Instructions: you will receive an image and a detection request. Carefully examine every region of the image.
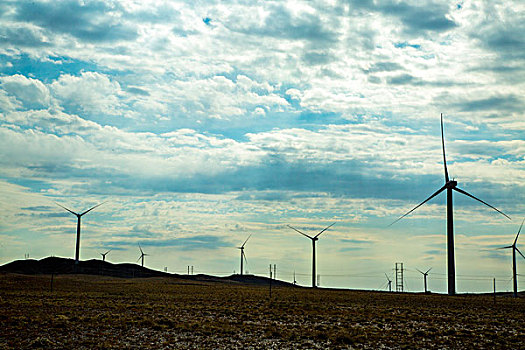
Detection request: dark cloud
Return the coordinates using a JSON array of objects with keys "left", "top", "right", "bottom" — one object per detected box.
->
[
  {"left": 21, "top": 206, "right": 53, "bottom": 211},
  {"left": 453, "top": 95, "right": 524, "bottom": 113},
  {"left": 470, "top": 9, "right": 525, "bottom": 61},
  {"left": 346, "top": 0, "right": 456, "bottom": 35},
  {"left": 423, "top": 249, "right": 441, "bottom": 255},
  {"left": 365, "top": 62, "right": 403, "bottom": 73},
  {"left": 339, "top": 246, "right": 365, "bottom": 252},
  {"left": 226, "top": 4, "right": 338, "bottom": 44},
  {"left": 0, "top": 26, "right": 51, "bottom": 47},
  {"left": 302, "top": 51, "right": 335, "bottom": 66},
  {"left": 125, "top": 87, "right": 150, "bottom": 96},
  {"left": 339, "top": 238, "right": 372, "bottom": 244},
  {"left": 387, "top": 73, "right": 416, "bottom": 85},
  {"left": 14, "top": 0, "right": 138, "bottom": 43},
  {"left": 16, "top": 212, "right": 71, "bottom": 218},
  {"left": 107, "top": 235, "right": 231, "bottom": 251}
]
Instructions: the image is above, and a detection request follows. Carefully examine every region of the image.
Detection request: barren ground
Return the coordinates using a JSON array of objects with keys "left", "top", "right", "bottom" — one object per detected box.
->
[{"left": 1, "top": 273, "right": 524, "bottom": 349}]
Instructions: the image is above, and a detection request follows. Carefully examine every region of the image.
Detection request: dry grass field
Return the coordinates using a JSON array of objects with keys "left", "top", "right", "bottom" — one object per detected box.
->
[{"left": 1, "top": 273, "right": 524, "bottom": 349}]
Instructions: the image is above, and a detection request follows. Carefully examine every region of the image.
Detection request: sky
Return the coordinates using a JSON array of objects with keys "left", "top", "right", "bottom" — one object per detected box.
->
[{"left": 0, "top": 0, "right": 524, "bottom": 293}]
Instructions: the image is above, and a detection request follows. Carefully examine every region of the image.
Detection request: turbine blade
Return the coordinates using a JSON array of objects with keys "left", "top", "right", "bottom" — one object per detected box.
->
[
  {"left": 516, "top": 247, "right": 525, "bottom": 260},
  {"left": 441, "top": 113, "right": 449, "bottom": 182},
  {"left": 241, "top": 234, "right": 252, "bottom": 248},
  {"left": 314, "top": 222, "right": 336, "bottom": 239},
  {"left": 55, "top": 202, "right": 78, "bottom": 216},
  {"left": 416, "top": 268, "right": 424, "bottom": 275},
  {"left": 137, "top": 256, "right": 141, "bottom": 262},
  {"left": 425, "top": 267, "right": 432, "bottom": 274},
  {"left": 453, "top": 187, "right": 511, "bottom": 220},
  {"left": 384, "top": 273, "right": 390, "bottom": 281},
  {"left": 513, "top": 218, "right": 525, "bottom": 245},
  {"left": 287, "top": 225, "right": 314, "bottom": 239},
  {"left": 497, "top": 245, "right": 513, "bottom": 249},
  {"left": 80, "top": 201, "right": 106, "bottom": 216},
  {"left": 389, "top": 185, "right": 447, "bottom": 226},
  {"left": 138, "top": 244, "right": 143, "bottom": 254},
  {"left": 105, "top": 249, "right": 111, "bottom": 255},
  {"left": 243, "top": 251, "right": 248, "bottom": 265}
]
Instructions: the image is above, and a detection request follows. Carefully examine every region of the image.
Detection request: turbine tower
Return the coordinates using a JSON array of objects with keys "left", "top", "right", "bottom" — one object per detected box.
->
[
  {"left": 390, "top": 114, "right": 510, "bottom": 295},
  {"left": 498, "top": 218, "right": 525, "bottom": 298},
  {"left": 416, "top": 267, "right": 432, "bottom": 293},
  {"left": 56, "top": 202, "right": 105, "bottom": 264},
  {"left": 287, "top": 223, "right": 335, "bottom": 288},
  {"left": 237, "top": 234, "right": 251, "bottom": 275},
  {"left": 100, "top": 250, "right": 111, "bottom": 262},
  {"left": 137, "top": 244, "right": 148, "bottom": 267}
]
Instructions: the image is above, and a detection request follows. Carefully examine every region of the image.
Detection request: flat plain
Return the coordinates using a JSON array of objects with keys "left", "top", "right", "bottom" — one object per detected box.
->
[{"left": 1, "top": 273, "right": 524, "bottom": 349}]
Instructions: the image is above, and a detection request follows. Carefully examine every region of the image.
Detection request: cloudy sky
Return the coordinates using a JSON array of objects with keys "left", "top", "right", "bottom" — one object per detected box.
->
[{"left": 0, "top": 0, "right": 523, "bottom": 293}]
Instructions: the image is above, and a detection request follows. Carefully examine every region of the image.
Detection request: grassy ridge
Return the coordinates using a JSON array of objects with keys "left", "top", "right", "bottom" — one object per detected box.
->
[{"left": 1, "top": 273, "right": 524, "bottom": 349}]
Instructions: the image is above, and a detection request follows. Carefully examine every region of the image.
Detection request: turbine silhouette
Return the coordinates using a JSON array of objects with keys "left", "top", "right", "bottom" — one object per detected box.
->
[
  {"left": 100, "top": 250, "right": 111, "bottom": 262},
  {"left": 416, "top": 267, "right": 432, "bottom": 293},
  {"left": 390, "top": 114, "right": 510, "bottom": 295},
  {"left": 497, "top": 218, "right": 525, "bottom": 298},
  {"left": 137, "top": 244, "right": 149, "bottom": 267},
  {"left": 287, "top": 223, "right": 335, "bottom": 288},
  {"left": 56, "top": 202, "right": 106, "bottom": 264},
  {"left": 237, "top": 234, "right": 251, "bottom": 276},
  {"left": 385, "top": 273, "right": 392, "bottom": 292}
]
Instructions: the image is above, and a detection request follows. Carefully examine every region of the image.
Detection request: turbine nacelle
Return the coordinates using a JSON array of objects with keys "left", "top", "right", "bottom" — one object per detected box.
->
[{"left": 446, "top": 180, "right": 457, "bottom": 188}]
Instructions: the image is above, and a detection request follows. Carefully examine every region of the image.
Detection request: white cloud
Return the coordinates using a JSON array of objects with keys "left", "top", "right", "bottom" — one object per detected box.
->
[
  {"left": 50, "top": 72, "right": 122, "bottom": 116},
  {"left": 0, "top": 74, "right": 51, "bottom": 109}
]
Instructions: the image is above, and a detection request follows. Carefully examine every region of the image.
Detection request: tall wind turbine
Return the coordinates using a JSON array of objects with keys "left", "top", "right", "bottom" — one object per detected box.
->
[
  {"left": 137, "top": 244, "right": 148, "bottom": 267},
  {"left": 237, "top": 234, "right": 251, "bottom": 275},
  {"left": 287, "top": 223, "right": 335, "bottom": 288},
  {"left": 416, "top": 267, "right": 432, "bottom": 293},
  {"left": 390, "top": 114, "right": 510, "bottom": 295},
  {"left": 56, "top": 202, "right": 105, "bottom": 264},
  {"left": 100, "top": 250, "right": 111, "bottom": 262},
  {"left": 498, "top": 218, "right": 525, "bottom": 298}
]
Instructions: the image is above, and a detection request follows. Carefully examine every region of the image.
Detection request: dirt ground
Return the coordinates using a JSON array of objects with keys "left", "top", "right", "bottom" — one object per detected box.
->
[{"left": 1, "top": 273, "right": 524, "bottom": 349}]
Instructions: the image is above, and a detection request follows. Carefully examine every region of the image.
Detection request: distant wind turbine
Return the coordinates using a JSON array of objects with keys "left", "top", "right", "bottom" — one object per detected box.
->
[
  {"left": 100, "top": 250, "right": 111, "bottom": 262},
  {"left": 385, "top": 273, "right": 392, "bottom": 292},
  {"left": 56, "top": 202, "right": 106, "bottom": 264},
  {"left": 287, "top": 223, "right": 335, "bottom": 288},
  {"left": 416, "top": 267, "right": 432, "bottom": 293},
  {"left": 137, "top": 244, "right": 149, "bottom": 267},
  {"left": 497, "top": 218, "right": 525, "bottom": 298},
  {"left": 237, "top": 234, "right": 251, "bottom": 276},
  {"left": 390, "top": 114, "right": 510, "bottom": 295}
]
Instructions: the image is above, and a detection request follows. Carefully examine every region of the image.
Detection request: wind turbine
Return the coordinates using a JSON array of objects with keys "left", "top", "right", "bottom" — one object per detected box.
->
[
  {"left": 100, "top": 250, "right": 111, "bottom": 262},
  {"left": 416, "top": 267, "right": 432, "bottom": 293},
  {"left": 56, "top": 202, "right": 106, "bottom": 264},
  {"left": 287, "top": 223, "right": 335, "bottom": 288},
  {"left": 237, "top": 234, "right": 251, "bottom": 275},
  {"left": 390, "top": 114, "right": 510, "bottom": 295},
  {"left": 497, "top": 218, "right": 525, "bottom": 298},
  {"left": 385, "top": 273, "right": 392, "bottom": 292},
  {"left": 137, "top": 244, "right": 148, "bottom": 267}
]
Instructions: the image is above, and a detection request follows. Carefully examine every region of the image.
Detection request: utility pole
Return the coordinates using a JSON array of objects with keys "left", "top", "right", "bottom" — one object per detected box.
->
[
  {"left": 273, "top": 264, "right": 276, "bottom": 280},
  {"left": 395, "top": 263, "right": 404, "bottom": 292},
  {"left": 317, "top": 274, "right": 320, "bottom": 287},
  {"left": 191, "top": 266, "right": 194, "bottom": 275},
  {"left": 293, "top": 270, "right": 297, "bottom": 285},
  {"left": 187, "top": 265, "right": 190, "bottom": 275}
]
